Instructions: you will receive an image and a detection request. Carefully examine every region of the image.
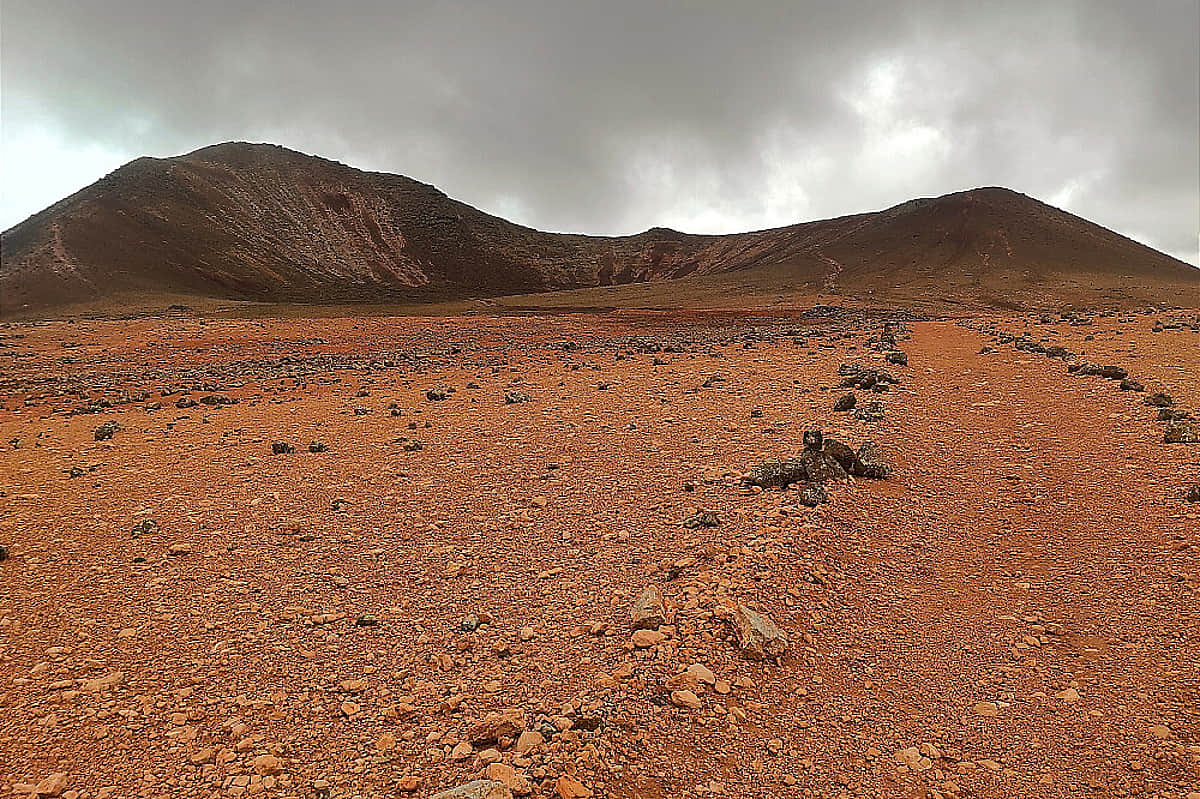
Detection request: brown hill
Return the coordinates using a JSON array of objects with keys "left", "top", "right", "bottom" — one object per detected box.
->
[{"left": 2, "top": 141, "right": 1196, "bottom": 314}]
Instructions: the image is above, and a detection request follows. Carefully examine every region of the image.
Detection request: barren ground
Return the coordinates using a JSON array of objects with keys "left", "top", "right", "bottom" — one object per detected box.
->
[{"left": 1, "top": 307, "right": 1197, "bottom": 799}]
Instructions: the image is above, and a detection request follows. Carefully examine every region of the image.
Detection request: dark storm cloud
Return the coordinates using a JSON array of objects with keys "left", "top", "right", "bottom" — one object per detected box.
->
[{"left": 2, "top": 0, "right": 1197, "bottom": 263}]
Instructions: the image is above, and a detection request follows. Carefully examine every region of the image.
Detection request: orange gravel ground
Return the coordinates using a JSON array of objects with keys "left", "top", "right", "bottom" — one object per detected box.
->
[{"left": 1, "top": 310, "right": 1198, "bottom": 799}]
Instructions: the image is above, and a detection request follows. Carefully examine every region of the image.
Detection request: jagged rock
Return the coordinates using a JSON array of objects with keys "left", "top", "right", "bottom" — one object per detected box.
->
[
  {"left": 431, "top": 781, "right": 513, "bottom": 799},
  {"left": 822, "top": 439, "right": 857, "bottom": 473},
  {"left": 175, "top": 396, "right": 198, "bottom": 408},
  {"left": 885, "top": 350, "right": 908, "bottom": 366},
  {"left": 425, "top": 388, "right": 449, "bottom": 401},
  {"left": 746, "top": 459, "right": 808, "bottom": 489},
  {"left": 308, "top": 440, "right": 328, "bottom": 453},
  {"left": 503, "top": 390, "right": 530, "bottom": 404},
  {"left": 854, "top": 400, "right": 885, "bottom": 422},
  {"left": 682, "top": 510, "right": 720, "bottom": 529},
  {"left": 631, "top": 585, "right": 667, "bottom": 630},
  {"left": 798, "top": 482, "right": 829, "bottom": 507},
  {"left": 731, "top": 604, "right": 788, "bottom": 661},
  {"left": 799, "top": 448, "right": 847, "bottom": 483},
  {"left": 1185, "top": 485, "right": 1200, "bottom": 503},
  {"left": 0, "top": 543, "right": 7, "bottom": 562},
  {"left": 1164, "top": 420, "right": 1199, "bottom": 444},
  {"left": 94, "top": 421, "right": 120, "bottom": 441},
  {"left": 467, "top": 708, "right": 525, "bottom": 745},
  {"left": 271, "top": 441, "right": 294, "bottom": 455},
  {"left": 1120, "top": 378, "right": 1145, "bottom": 392},
  {"left": 833, "top": 393, "right": 856, "bottom": 412},
  {"left": 803, "top": 429, "right": 824, "bottom": 450},
  {"left": 854, "top": 441, "right": 892, "bottom": 478},
  {"left": 1145, "top": 392, "right": 1175, "bottom": 407}
]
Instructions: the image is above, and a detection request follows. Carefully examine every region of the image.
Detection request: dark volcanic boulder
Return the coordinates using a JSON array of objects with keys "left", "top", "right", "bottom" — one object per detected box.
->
[
  {"left": 822, "top": 439, "right": 857, "bottom": 473},
  {"left": 798, "top": 482, "right": 829, "bottom": 507},
  {"left": 833, "top": 393, "right": 857, "bottom": 412},
  {"left": 1119, "top": 379, "right": 1144, "bottom": 392},
  {"left": 1144, "top": 392, "right": 1174, "bottom": 408},
  {"left": 1164, "top": 421, "right": 1199, "bottom": 444},
  {"left": 1186, "top": 485, "right": 1200, "bottom": 503},
  {"left": 853, "top": 441, "right": 892, "bottom": 479},
  {"left": 746, "top": 459, "right": 808, "bottom": 489}
]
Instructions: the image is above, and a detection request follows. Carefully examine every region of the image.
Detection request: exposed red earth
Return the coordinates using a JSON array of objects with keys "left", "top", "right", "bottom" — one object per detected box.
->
[{"left": 1, "top": 306, "right": 1197, "bottom": 799}]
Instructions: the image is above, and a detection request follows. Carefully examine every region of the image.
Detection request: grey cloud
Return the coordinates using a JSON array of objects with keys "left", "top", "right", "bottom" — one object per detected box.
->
[{"left": 2, "top": 0, "right": 1196, "bottom": 263}]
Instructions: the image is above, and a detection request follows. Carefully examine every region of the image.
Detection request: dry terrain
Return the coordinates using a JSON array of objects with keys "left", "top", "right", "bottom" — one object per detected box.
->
[{"left": 1, "top": 305, "right": 1198, "bottom": 799}]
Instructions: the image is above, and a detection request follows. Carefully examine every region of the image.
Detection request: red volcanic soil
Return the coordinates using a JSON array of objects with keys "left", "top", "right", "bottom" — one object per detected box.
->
[
  {"left": 3, "top": 142, "right": 1197, "bottom": 316},
  {"left": 1, "top": 306, "right": 1198, "bottom": 798}
]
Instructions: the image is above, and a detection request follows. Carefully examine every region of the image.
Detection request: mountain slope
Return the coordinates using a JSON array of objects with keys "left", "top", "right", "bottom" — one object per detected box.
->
[{"left": 2, "top": 142, "right": 1196, "bottom": 314}]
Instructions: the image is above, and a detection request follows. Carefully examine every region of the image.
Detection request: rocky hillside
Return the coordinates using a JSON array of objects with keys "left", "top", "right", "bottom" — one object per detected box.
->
[{"left": 2, "top": 142, "right": 1196, "bottom": 313}]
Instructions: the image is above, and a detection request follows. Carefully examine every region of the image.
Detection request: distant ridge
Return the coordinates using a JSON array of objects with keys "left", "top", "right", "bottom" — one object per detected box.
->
[{"left": 2, "top": 141, "right": 1196, "bottom": 313}]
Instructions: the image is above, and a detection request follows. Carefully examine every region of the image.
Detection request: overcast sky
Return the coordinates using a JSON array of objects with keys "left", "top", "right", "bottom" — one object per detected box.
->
[{"left": 2, "top": 0, "right": 1197, "bottom": 264}]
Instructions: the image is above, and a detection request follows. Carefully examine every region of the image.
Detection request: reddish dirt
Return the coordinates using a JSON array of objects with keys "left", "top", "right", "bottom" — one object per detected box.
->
[{"left": 1, "top": 309, "right": 1197, "bottom": 799}]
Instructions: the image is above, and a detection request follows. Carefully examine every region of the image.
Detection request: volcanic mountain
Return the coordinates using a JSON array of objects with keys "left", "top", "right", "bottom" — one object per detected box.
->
[{"left": 2, "top": 141, "right": 1196, "bottom": 314}]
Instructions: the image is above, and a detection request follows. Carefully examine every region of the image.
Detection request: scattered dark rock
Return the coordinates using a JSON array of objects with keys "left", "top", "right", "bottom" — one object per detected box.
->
[
  {"left": 1158, "top": 408, "right": 1192, "bottom": 421},
  {"left": 853, "top": 401, "right": 885, "bottom": 422},
  {"left": 402, "top": 440, "right": 424, "bottom": 451},
  {"left": 175, "top": 397, "right": 198, "bottom": 409},
  {"left": 822, "top": 439, "right": 857, "bottom": 473},
  {"left": 833, "top": 393, "right": 856, "bottom": 412},
  {"left": 308, "top": 440, "right": 328, "bottom": 453},
  {"left": 130, "top": 519, "right": 158, "bottom": 537},
  {"left": 798, "top": 482, "right": 829, "bottom": 507},
  {"left": 1164, "top": 420, "right": 1199, "bottom": 444},
  {"left": 1119, "top": 379, "right": 1144, "bottom": 392},
  {"left": 1186, "top": 485, "right": 1200, "bottom": 503},
  {"left": 355, "top": 614, "right": 378, "bottom": 627},
  {"left": 353, "top": 406, "right": 371, "bottom": 415},
  {"left": 0, "top": 544, "right": 9, "bottom": 562},
  {"left": 503, "top": 390, "right": 530, "bottom": 404},
  {"left": 682, "top": 510, "right": 720, "bottom": 529},
  {"left": 885, "top": 350, "right": 908, "bottom": 366},
  {"left": 271, "top": 441, "right": 294, "bottom": 455},
  {"left": 853, "top": 441, "right": 892, "bottom": 478},
  {"left": 94, "top": 421, "right": 120, "bottom": 441},
  {"left": 425, "top": 388, "right": 449, "bottom": 401},
  {"left": 460, "top": 613, "right": 481, "bottom": 632},
  {"left": 1144, "top": 392, "right": 1174, "bottom": 408}
]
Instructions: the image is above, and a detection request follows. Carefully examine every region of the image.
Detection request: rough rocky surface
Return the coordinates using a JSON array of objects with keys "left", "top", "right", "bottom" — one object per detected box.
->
[{"left": 1, "top": 308, "right": 1198, "bottom": 799}]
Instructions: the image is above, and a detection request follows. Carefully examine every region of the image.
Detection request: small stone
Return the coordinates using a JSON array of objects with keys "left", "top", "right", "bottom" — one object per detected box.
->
[
  {"left": 731, "top": 604, "right": 788, "bottom": 661},
  {"left": 484, "top": 763, "right": 532, "bottom": 795},
  {"left": 554, "top": 776, "right": 592, "bottom": 799},
  {"left": 397, "top": 776, "right": 422, "bottom": 792},
  {"left": 167, "top": 543, "right": 191, "bottom": 556},
  {"left": 33, "top": 773, "right": 69, "bottom": 797},
  {"left": 430, "top": 780, "right": 512, "bottom": 799},
  {"left": 973, "top": 701, "right": 1000, "bottom": 717},
  {"left": 514, "top": 729, "right": 544, "bottom": 753},
  {"left": 252, "top": 754, "right": 283, "bottom": 775},
  {"left": 833, "top": 393, "right": 856, "bottom": 412},
  {"left": 467, "top": 708, "right": 524, "bottom": 745},
  {"left": 632, "top": 629, "right": 666, "bottom": 648},
  {"left": 308, "top": 440, "right": 328, "bottom": 453},
  {"left": 631, "top": 585, "right": 667, "bottom": 630},
  {"left": 670, "top": 689, "right": 702, "bottom": 709},
  {"left": 271, "top": 441, "right": 294, "bottom": 455}
]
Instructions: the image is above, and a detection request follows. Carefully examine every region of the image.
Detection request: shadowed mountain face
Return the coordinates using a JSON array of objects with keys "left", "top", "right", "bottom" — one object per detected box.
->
[{"left": 2, "top": 142, "right": 1196, "bottom": 314}]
